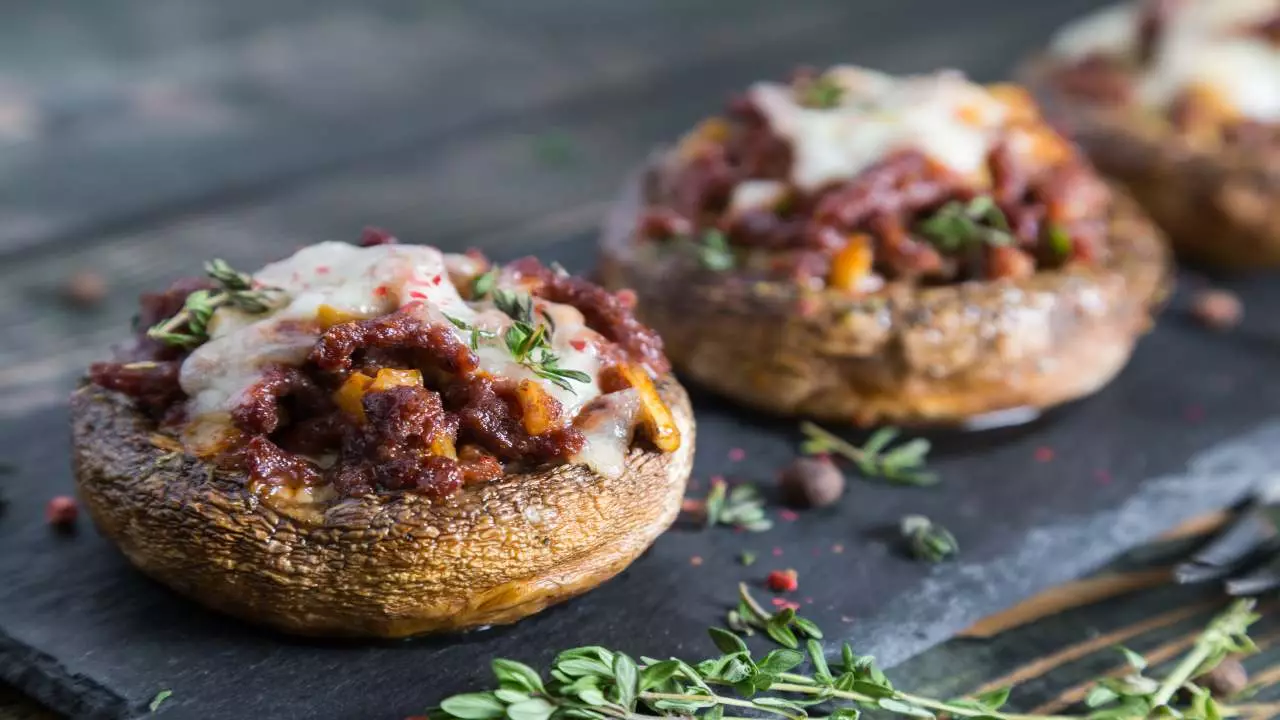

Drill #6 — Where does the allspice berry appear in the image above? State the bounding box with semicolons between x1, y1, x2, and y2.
63;269;108;307
1190;289;1243;331
778;456;845;508
1201;657;1248;698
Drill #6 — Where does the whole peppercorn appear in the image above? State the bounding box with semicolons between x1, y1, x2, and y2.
766;569;799;593
1190;289;1243;331
46;495;78;529
63;269;108;307
778;456;845;508
1201;657;1248;698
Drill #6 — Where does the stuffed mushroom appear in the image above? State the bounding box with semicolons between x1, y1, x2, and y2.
72;230;694;637
599;66;1170;425
1031;0;1280;269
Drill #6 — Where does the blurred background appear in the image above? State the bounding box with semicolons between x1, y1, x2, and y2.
0;0;1116;421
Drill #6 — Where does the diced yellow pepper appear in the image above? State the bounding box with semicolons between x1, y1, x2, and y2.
619;364;681;453
368;368;423;392
334;372;374;419
515;379;557;436
316;304;361;328
828;234;873;292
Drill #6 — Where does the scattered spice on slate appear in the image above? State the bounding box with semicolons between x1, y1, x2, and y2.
771;597;801;611
1034;446;1055;463
1185;404;1206;423
766;569;799;593
739;551;757;566
779;509;800;522
149;689;172;713
690;555;704;567
1095;469;1114;485
901;514;958;562
1201;657;1248;698
63;269;108;307
778;455;846;508
800;422;936;486
1191;288;1243;331
832;543;845;554
436;584;1261;720
46;495;78;529
771;546;783;557
728;447;746;462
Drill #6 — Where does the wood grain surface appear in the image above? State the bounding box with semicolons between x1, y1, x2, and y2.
6;0;1275;717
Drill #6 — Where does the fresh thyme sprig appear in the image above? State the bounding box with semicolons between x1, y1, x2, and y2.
445;314;499;351
486;286;592;393
799;423;936;486
434;590;1268;720
726;583;822;649
916;196;1014;253
900;515;958;563
147;260;286;348
704;479;772;533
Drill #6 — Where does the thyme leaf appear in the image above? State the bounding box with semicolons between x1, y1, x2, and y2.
435;588;1266;720
800;423;937;486
149;689;172;713
916;197;1015;252
797;74;844;109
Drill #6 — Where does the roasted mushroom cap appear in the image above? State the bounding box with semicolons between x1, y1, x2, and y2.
71;377;694;637
600;172;1169;426
1025;57;1280;270
1022;0;1280;269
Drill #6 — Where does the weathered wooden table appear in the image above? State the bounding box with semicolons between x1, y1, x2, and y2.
2;1;1277;717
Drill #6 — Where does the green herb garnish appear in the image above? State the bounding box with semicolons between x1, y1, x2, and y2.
739;551;757;567
800;423;936;486
147;260;286;348
1047;223;1073;258
471;269;499;299
435;587;1266;720
149;689;172;713
445;314;499;351
490;290;591;393
695;230;735;271
900;515;958;563
704;479;772;532
916;197;1015;252
797;74;844;109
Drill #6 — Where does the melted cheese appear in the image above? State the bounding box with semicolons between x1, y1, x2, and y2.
748;66;1009;191
1052;0;1280;121
178;242;633;477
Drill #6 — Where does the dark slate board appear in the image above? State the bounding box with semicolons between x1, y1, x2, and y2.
2;233;1278;720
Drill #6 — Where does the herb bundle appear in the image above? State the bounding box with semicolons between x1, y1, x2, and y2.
147;260;285;348
900;515;958;563
435;587;1267;720
799;423;936;486
916;197;1014;252
704;480;772;533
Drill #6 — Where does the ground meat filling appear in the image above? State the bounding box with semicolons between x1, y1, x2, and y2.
1050;0;1280;151
638;79;1111;284
88;251;665;500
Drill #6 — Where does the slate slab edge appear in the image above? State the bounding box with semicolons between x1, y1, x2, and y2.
859;420;1280;668
0;626;129;720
